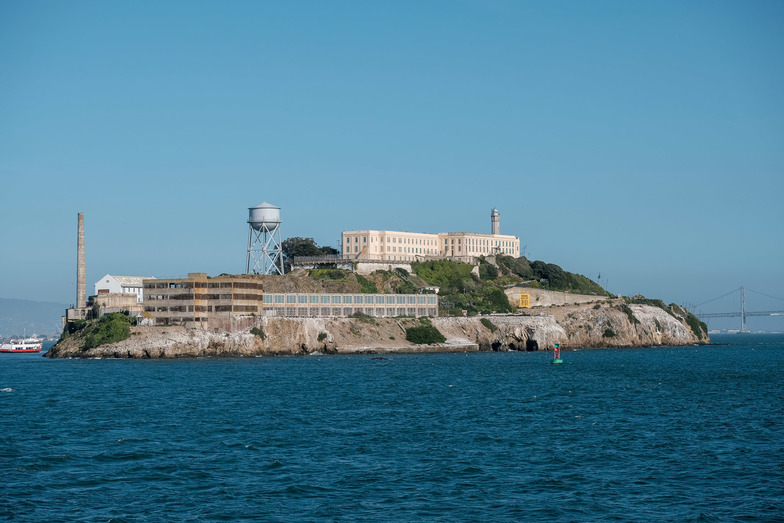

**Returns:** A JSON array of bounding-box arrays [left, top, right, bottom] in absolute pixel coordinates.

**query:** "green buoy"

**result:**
[[552, 343, 563, 364]]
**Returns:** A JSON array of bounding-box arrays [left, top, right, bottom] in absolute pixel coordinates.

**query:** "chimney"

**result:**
[[77, 213, 86, 309]]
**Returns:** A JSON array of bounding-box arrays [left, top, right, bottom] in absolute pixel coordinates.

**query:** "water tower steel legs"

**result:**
[[246, 224, 285, 275]]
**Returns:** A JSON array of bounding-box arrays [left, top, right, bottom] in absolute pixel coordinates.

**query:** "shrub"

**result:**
[[311, 268, 351, 280], [317, 332, 327, 342], [479, 262, 499, 280], [82, 313, 132, 350], [251, 327, 266, 340], [356, 274, 378, 294], [603, 327, 616, 338], [616, 303, 640, 325], [394, 279, 418, 294], [350, 311, 376, 324], [480, 318, 498, 333], [685, 312, 707, 340], [405, 325, 446, 344]]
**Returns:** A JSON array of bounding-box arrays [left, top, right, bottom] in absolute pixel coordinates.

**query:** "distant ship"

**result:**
[[0, 337, 43, 353]]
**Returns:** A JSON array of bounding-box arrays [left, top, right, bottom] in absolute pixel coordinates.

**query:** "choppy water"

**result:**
[[1, 335, 783, 521]]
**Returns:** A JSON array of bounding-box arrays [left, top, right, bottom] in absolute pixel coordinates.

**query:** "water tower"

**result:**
[[246, 201, 285, 275]]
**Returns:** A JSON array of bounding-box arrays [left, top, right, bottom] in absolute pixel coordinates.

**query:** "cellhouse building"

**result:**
[[342, 208, 520, 263]]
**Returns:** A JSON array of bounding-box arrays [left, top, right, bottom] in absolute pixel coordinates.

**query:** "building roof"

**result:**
[[111, 275, 156, 287]]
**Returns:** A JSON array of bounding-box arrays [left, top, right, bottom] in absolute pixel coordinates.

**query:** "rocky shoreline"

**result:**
[[45, 301, 708, 359]]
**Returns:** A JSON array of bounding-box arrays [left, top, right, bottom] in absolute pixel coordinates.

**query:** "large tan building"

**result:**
[[143, 273, 263, 327], [143, 273, 436, 328], [342, 208, 520, 263]]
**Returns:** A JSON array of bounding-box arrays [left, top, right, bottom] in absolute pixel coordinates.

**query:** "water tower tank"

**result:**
[[248, 202, 281, 232]]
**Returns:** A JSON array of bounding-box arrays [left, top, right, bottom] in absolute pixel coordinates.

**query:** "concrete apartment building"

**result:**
[[143, 273, 437, 328], [143, 273, 263, 328], [342, 208, 520, 263]]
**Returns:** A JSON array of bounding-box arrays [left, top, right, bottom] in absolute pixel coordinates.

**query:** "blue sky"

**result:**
[[1, 1, 783, 330]]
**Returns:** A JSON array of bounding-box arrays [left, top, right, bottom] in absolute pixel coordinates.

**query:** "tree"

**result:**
[[281, 237, 339, 271], [282, 237, 323, 259]]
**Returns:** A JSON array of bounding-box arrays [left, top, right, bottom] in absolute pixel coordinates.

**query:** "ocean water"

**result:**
[[1, 335, 782, 521]]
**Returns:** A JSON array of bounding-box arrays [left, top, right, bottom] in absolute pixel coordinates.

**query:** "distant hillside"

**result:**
[[0, 298, 67, 337]]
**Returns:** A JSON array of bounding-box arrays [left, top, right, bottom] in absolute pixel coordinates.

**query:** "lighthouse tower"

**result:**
[[491, 208, 500, 235]]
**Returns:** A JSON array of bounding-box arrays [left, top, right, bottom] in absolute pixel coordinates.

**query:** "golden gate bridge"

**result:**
[[696, 286, 784, 333]]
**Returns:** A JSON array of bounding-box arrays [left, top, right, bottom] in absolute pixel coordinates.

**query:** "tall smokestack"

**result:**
[[77, 212, 86, 309]]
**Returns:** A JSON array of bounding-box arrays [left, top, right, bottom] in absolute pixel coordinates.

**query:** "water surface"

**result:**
[[1, 335, 782, 521]]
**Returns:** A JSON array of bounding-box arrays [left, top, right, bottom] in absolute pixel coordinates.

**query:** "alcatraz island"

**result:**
[[46, 206, 708, 359]]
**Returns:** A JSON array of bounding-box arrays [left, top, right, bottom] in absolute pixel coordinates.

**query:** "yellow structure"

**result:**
[[519, 294, 530, 308]]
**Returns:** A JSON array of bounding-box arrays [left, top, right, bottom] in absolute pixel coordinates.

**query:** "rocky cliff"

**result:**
[[45, 300, 708, 359]]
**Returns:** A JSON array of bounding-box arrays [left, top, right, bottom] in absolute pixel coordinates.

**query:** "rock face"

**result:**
[[46, 300, 708, 359]]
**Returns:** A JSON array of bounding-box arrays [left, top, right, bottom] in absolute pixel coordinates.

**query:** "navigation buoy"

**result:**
[[552, 343, 563, 364]]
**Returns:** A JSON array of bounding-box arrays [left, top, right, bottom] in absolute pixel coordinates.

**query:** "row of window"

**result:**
[[144, 281, 262, 290], [145, 305, 256, 313], [346, 235, 438, 246], [264, 307, 438, 317], [262, 294, 437, 305]]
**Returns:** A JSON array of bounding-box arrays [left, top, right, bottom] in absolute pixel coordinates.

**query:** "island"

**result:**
[[46, 256, 708, 358]]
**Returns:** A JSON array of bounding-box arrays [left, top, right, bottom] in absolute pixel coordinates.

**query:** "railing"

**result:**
[[291, 255, 347, 263]]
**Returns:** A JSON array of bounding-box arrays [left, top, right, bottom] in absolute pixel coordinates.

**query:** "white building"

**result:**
[[95, 274, 155, 304], [342, 208, 520, 263]]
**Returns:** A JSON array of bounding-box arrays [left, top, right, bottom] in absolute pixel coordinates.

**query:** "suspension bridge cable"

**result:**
[[746, 288, 784, 302], [696, 287, 739, 308]]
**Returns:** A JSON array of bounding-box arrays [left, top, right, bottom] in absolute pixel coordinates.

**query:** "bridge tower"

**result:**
[[741, 286, 748, 333]]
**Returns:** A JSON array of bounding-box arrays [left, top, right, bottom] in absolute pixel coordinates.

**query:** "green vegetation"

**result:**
[[495, 255, 607, 295], [355, 274, 378, 294], [625, 296, 677, 318], [412, 259, 515, 316], [393, 278, 418, 294], [250, 327, 266, 340], [282, 237, 338, 258], [317, 332, 327, 342], [603, 327, 617, 338], [685, 312, 707, 341], [616, 303, 640, 325], [350, 311, 376, 324], [478, 259, 499, 281], [405, 324, 446, 344], [310, 268, 352, 281], [413, 259, 474, 289], [480, 318, 498, 333], [62, 313, 134, 350]]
